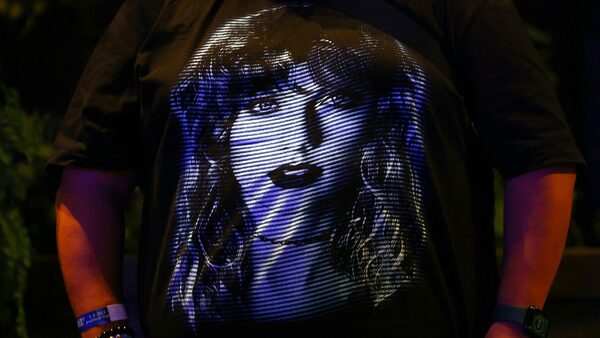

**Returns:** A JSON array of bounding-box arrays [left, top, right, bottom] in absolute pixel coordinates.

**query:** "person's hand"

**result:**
[[485, 321, 528, 338]]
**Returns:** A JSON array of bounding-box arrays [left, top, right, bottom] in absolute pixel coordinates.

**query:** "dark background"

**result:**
[[0, 0, 598, 337]]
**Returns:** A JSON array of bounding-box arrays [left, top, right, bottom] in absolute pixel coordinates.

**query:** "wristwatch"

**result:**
[[493, 304, 550, 338]]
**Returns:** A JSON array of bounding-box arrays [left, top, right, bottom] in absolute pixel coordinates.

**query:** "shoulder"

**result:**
[[111, 0, 166, 35], [382, 0, 494, 43]]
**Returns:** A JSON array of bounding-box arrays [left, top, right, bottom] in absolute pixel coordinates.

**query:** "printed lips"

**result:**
[[268, 163, 323, 189]]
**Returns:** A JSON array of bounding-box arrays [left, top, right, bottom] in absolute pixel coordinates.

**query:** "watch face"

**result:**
[[532, 315, 549, 333], [525, 308, 549, 338]]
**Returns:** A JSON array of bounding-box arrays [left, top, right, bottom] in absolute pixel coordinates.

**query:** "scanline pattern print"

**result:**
[[165, 4, 432, 332]]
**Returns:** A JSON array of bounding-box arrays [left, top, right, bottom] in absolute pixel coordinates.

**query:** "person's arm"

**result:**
[[56, 167, 137, 338], [485, 166, 576, 338]]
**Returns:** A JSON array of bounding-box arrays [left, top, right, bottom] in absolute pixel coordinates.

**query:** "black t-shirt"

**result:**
[[47, 0, 584, 337]]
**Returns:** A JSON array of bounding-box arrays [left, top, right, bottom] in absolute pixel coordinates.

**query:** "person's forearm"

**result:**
[[499, 166, 575, 307], [488, 166, 576, 337], [56, 168, 135, 338]]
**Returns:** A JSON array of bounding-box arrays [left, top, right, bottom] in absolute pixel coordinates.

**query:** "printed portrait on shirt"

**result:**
[[165, 4, 432, 331]]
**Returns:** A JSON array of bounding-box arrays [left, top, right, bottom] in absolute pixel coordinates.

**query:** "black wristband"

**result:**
[[96, 325, 135, 338]]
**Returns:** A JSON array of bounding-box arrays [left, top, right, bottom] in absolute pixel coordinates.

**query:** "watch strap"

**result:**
[[493, 303, 528, 324], [493, 304, 549, 338]]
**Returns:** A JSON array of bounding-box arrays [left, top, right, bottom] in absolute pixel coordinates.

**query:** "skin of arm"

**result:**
[[56, 167, 137, 338], [485, 166, 577, 338]]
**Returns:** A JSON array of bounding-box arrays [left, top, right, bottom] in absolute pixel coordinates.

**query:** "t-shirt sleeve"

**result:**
[[46, 0, 162, 177], [450, 0, 585, 178]]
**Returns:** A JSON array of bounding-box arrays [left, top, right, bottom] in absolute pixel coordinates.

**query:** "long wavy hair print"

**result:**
[[166, 5, 431, 328]]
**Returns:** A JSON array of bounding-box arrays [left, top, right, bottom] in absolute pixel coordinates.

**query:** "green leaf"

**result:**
[[0, 83, 53, 338]]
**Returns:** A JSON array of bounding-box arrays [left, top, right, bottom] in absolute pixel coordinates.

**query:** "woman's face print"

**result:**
[[167, 6, 432, 327], [229, 61, 372, 240]]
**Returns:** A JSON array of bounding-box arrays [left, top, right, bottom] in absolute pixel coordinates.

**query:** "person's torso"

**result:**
[[132, 1, 498, 337]]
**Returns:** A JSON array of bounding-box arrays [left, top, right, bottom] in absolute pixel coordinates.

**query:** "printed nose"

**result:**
[[299, 101, 323, 152]]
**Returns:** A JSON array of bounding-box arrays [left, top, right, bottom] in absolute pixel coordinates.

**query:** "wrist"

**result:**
[[489, 321, 528, 338], [76, 303, 129, 338]]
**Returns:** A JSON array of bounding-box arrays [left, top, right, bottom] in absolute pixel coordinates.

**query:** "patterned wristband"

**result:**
[[76, 304, 128, 332]]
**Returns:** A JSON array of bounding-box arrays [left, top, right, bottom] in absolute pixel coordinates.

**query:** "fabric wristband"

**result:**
[[76, 304, 128, 332]]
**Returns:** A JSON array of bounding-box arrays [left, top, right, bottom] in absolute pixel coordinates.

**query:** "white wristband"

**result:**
[[107, 304, 128, 321]]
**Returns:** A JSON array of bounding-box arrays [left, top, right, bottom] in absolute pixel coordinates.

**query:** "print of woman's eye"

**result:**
[[318, 92, 355, 108], [248, 98, 278, 115]]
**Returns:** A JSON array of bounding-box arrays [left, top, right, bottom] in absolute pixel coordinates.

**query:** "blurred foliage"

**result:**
[[0, 84, 54, 338], [1, 0, 142, 257], [0, 0, 123, 113], [0, 0, 49, 36]]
